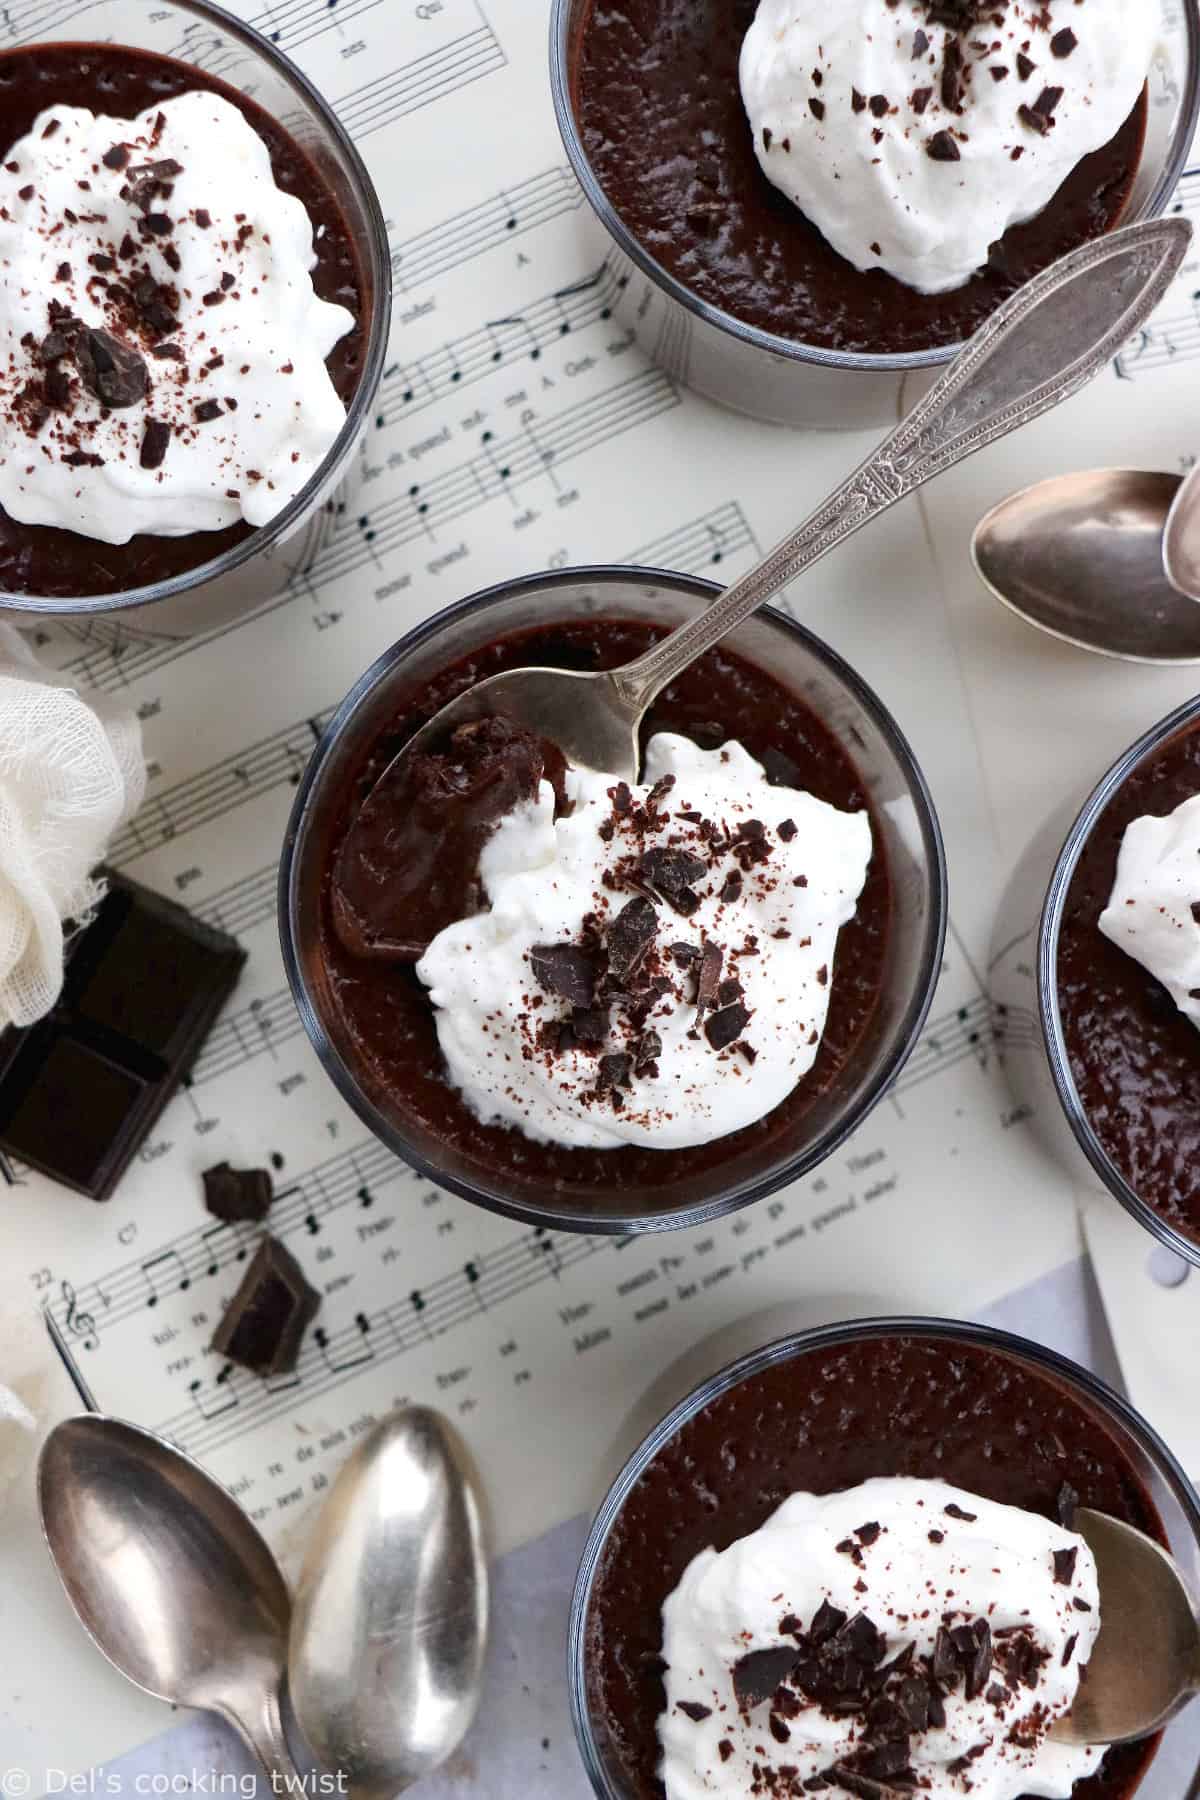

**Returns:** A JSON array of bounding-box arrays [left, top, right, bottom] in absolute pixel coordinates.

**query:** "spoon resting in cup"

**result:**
[[332, 218, 1189, 961]]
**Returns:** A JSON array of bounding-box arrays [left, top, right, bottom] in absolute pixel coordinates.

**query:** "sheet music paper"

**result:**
[[0, 0, 1192, 1774]]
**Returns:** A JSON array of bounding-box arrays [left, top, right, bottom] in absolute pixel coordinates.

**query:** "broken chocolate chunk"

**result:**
[[607, 896, 657, 981], [696, 940, 724, 1011], [1050, 27, 1077, 57], [733, 1646, 799, 1712], [597, 1052, 632, 1093], [530, 943, 596, 1008], [74, 327, 148, 408], [210, 1234, 320, 1377], [926, 130, 961, 162], [640, 847, 707, 899], [202, 1161, 274, 1225], [194, 399, 224, 423], [1053, 1546, 1078, 1586], [140, 419, 172, 470], [944, 1502, 977, 1522], [676, 1701, 711, 1723], [811, 1600, 847, 1644], [705, 1001, 751, 1051]]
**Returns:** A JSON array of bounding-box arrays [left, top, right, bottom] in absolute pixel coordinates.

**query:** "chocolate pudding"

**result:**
[[0, 40, 365, 599], [318, 618, 891, 1205], [571, 0, 1148, 355], [1057, 725, 1200, 1247], [585, 1330, 1162, 1800]]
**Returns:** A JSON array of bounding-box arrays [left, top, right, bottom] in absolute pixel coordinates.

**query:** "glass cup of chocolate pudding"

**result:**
[[571, 1316, 1200, 1800], [0, 0, 390, 639], [280, 568, 947, 1234], [549, 0, 1200, 429], [994, 695, 1200, 1270]]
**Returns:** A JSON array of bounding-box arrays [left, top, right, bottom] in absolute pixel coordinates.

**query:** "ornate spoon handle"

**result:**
[[611, 217, 1191, 713]]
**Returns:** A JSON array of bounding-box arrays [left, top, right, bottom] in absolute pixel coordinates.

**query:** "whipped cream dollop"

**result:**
[[740, 0, 1158, 294], [416, 734, 872, 1151], [0, 92, 354, 544], [659, 1478, 1102, 1800], [1099, 792, 1200, 1030]]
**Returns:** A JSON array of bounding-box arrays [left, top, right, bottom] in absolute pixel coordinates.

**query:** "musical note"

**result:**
[[141, 1249, 192, 1309]]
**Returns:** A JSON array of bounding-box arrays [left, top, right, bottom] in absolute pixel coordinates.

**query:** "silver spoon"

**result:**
[[289, 1406, 489, 1798], [353, 218, 1188, 813], [38, 1414, 299, 1781], [1052, 1507, 1200, 1746], [973, 464, 1200, 663]]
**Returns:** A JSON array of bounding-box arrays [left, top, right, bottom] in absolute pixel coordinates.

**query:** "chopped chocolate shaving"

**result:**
[[606, 896, 657, 981], [210, 1234, 320, 1378], [912, 87, 933, 113], [194, 399, 224, 422], [1053, 1546, 1078, 1586], [720, 872, 743, 904], [932, 1627, 959, 1687], [944, 1502, 977, 1521], [811, 1601, 848, 1644], [851, 88, 868, 113], [597, 1052, 632, 1093], [926, 130, 961, 161], [733, 1646, 800, 1712], [1016, 51, 1036, 80], [140, 419, 171, 470], [912, 27, 929, 57], [696, 940, 724, 1011], [670, 942, 699, 967], [640, 846, 707, 902], [1062, 1633, 1077, 1667], [202, 1161, 274, 1225], [103, 143, 131, 170], [705, 1001, 750, 1051], [778, 818, 797, 842], [676, 1700, 711, 1722], [530, 943, 596, 1007], [856, 1521, 882, 1546]]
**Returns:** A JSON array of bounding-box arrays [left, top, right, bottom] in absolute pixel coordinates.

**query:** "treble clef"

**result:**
[[60, 1280, 99, 1352]]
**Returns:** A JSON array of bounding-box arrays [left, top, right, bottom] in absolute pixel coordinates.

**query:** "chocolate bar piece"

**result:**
[[0, 870, 245, 1200], [210, 1235, 320, 1377], [203, 1161, 274, 1225]]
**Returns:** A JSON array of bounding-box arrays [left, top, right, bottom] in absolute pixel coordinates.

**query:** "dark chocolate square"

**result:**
[[0, 1034, 148, 1192], [0, 870, 246, 1200]]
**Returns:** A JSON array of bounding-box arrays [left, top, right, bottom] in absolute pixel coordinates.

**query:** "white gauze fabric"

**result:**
[[0, 623, 145, 1028]]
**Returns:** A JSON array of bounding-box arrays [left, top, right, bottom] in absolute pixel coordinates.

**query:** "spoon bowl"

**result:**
[[289, 1406, 490, 1798], [38, 1414, 297, 1779], [973, 468, 1200, 664], [1053, 1507, 1200, 1746]]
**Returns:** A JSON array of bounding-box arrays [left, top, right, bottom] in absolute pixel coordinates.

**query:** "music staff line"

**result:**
[[49, 1137, 409, 1343], [188, 984, 304, 1086], [335, 17, 506, 141], [164, 1231, 608, 1461], [169, 2, 504, 138], [171, 0, 384, 61], [298, 368, 681, 594], [391, 165, 583, 290], [891, 994, 1038, 1099], [109, 711, 331, 867], [379, 262, 624, 424]]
